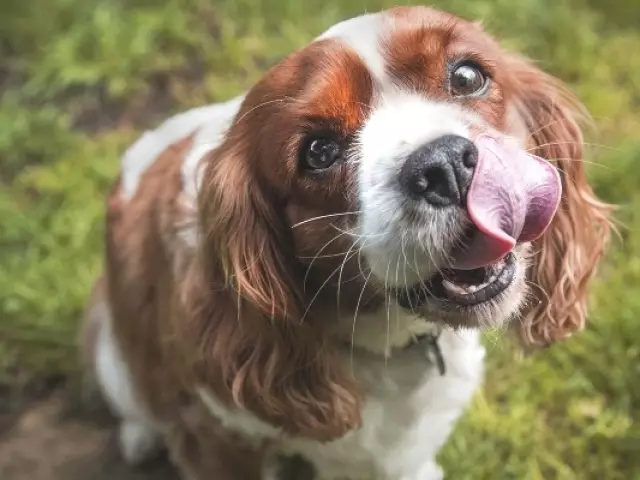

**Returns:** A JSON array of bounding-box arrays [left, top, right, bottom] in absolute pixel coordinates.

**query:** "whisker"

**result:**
[[545, 157, 614, 170], [336, 237, 362, 325], [297, 252, 355, 259], [382, 256, 393, 370], [330, 224, 387, 238], [527, 140, 622, 153], [234, 98, 287, 125], [400, 232, 416, 313], [303, 230, 349, 292], [350, 264, 376, 373], [415, 241, 438, 300], [393, 251, 404, 352], [292, 211, 362, 228], [301, 248, 361, 324]]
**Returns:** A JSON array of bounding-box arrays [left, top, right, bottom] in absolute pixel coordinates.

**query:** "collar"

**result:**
[[413, 328, 446, 376], [396, 295, 446, 376]]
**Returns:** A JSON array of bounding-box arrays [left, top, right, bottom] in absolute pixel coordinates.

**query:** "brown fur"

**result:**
[[383, 7, 507, 131], [165, 400, 267, 479], [78, 275, 109, 408], [504, 55, 613, 346], [103, 136, 267, 477], [184, 41, 377, 441], [79, 274, 107, 374], [105, 136, 194, 420]]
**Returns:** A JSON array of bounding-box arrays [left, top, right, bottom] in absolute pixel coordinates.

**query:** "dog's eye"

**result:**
[[303, 137, 343, 170], [449, 63, 487, 97]]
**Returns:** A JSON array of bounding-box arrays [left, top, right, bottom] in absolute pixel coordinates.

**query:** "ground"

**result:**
[[0, 383, 178, 480], [1, 0, 640, 478]]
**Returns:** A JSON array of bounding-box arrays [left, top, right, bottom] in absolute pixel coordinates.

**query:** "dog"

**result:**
[[81, 6, 611, 479]]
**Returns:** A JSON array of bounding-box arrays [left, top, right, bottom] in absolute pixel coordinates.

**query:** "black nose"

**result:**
[[400, 135, 478, 207]]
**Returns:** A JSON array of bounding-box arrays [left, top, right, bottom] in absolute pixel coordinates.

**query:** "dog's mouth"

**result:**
[[396, 252, 516, 309], [390, 134, 563, 313]]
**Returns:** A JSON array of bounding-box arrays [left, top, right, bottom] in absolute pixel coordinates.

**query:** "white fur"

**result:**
[[121, 96, 244, 201], [197, 388, 281, 442], [94, 301, 161, 464], [318, 12, 387, 84], [299, 328, 483, 480], [330, 298, 441, 357], [119, 420, 162, 466], [181, 95, 245, 199]]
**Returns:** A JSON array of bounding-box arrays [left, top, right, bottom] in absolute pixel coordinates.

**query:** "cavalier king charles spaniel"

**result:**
[[81, 6, 611, 479]]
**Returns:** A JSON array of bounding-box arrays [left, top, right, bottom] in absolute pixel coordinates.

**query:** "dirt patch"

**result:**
[[0, 389, 178, 480]]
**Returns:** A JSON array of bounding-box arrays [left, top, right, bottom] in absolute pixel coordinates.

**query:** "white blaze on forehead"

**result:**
[[316, 12, 387, 84]]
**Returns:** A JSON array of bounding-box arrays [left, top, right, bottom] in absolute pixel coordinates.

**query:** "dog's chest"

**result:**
[[273, 330, 485, 480], [199, 330, 484, 480]]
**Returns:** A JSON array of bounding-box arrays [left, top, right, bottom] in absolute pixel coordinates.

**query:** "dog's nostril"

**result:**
[[462, 147, 478, 168], [423, 166, 452, 198]]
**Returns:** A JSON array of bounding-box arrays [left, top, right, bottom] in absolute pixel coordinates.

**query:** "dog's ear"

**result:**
[[507, 55, 613, 347], [198, 140, 301, 323], [180, 138, 361, 441]]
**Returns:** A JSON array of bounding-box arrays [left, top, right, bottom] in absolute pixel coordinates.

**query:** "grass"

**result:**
[[1, 0, 639, 477]]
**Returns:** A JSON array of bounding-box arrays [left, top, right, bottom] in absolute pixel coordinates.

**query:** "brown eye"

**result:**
[[449, 63, 487, 97], [303, 137, 343, 170]]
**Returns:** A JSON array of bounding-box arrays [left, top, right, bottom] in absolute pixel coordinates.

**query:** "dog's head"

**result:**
[[190, 7, 611, 439]]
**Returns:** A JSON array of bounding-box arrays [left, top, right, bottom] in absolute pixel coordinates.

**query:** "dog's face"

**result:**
[[199, 6, 608, 340], [192, 6, 611, 439]]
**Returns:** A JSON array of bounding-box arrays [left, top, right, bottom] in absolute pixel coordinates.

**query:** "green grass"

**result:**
[[1, 0, 639, 477]]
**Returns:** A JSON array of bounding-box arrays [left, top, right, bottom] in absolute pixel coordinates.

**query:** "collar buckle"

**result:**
[[413, 325, 446, 376], [423, 332, 446, 376]]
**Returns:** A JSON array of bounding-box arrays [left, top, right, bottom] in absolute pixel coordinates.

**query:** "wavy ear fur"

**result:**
[[507, 55, 613, 347], [181, 139, 361, 441]]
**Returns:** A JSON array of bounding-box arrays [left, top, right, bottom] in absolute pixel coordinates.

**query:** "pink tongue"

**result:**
[[454, 134, 561, 270]]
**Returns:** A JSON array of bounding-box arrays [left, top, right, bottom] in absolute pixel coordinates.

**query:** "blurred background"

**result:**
[[0, 0, 639, 478]]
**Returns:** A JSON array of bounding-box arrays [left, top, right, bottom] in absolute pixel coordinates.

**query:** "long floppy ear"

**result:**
[[181, 140, 361, 441], [507, 55, 614, 347]]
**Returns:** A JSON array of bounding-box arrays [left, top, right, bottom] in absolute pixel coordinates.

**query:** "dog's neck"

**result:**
[[328, 297, 442, 358]]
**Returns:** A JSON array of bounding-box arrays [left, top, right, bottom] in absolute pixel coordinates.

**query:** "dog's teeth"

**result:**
[[442, 279, 468, 296], [441, 268, 503, 299]]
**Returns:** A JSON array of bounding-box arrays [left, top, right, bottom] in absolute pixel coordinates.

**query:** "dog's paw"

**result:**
[[119, 421, 162, 466]]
